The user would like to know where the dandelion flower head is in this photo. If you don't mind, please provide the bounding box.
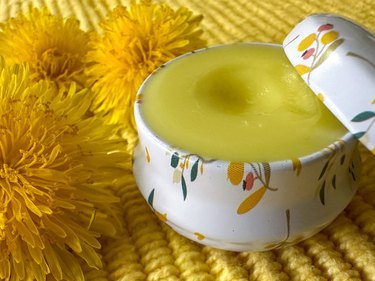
[0,7,90,89]
[0,60,129,281]
[86,0,206,128]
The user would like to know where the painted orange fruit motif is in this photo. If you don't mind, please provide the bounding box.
[294,23,345,83]
[297,33,316,51]
[228,162,277,215]
[321,30,338,44]
[295,64,311,75]
[237,185,267,214]
[194,232,205,240]
[227,162,244,185]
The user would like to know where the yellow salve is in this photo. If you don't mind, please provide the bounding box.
[140,44,347,162]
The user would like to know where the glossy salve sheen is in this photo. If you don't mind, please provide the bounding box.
[133,43,360,251]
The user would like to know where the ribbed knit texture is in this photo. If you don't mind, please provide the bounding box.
[1,0,375,280]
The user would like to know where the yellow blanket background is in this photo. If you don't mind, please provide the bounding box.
[1,0,375,280]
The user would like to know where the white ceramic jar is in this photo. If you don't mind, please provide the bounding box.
[132,13,375,251]
[133,106,359,251]
[132,43,360,251]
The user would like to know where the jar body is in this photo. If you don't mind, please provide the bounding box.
[133,43,360,251]
[133,123,359,251]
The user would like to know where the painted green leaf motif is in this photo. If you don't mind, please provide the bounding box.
[347,52,375,69]
[340,155,346,165]
[181,175,187,201]
[332,175,336,189]
[263,162,271,187]
[350,168,357,182]
[351,111,375,122]
[170,152,179,168]
[191,159,199,182]
[354,131,366,139]
[285,209,291,239]
[319,181,326,205]
[318,161,329,180]
[148,189,155,208]
[312,38,344,71]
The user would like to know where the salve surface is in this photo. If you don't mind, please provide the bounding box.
[140,44,347,162]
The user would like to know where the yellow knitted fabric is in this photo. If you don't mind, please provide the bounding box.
[1,0,375,280]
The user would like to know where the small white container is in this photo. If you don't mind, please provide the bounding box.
[133,109,359,251]
[133,14,374,251]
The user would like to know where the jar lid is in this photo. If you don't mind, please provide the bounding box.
[283,14,375,154]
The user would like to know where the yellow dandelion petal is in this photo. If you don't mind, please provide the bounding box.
[0,60,130,281]
[85,0,207,132]
[0,7,90,90]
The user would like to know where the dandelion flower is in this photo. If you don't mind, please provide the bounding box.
[0,7,90,89]
[0,60,130,281]
[86,0,206,129]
